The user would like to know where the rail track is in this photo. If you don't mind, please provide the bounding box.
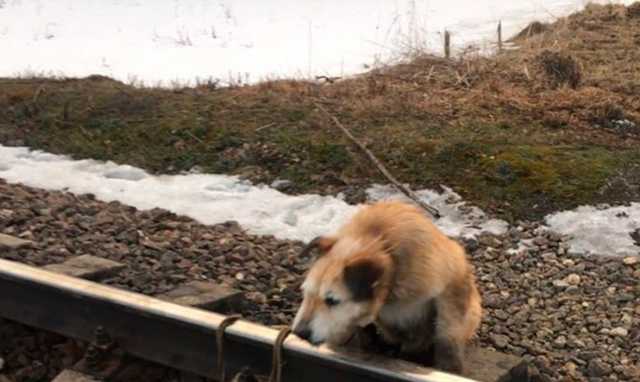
[0,257,487,382]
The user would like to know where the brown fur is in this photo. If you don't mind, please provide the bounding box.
[292,201,482,374]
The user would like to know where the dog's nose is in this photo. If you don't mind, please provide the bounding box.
[294,327,312,341]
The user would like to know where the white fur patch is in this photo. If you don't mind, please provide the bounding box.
[301,278,318,294]
[309,302,367,344]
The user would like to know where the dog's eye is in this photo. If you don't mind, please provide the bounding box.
[324,296,340,307]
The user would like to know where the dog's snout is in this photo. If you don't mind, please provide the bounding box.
[294,326,312,341]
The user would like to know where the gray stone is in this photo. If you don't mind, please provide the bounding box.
[553,335,567,348]
[44,255,125,281]
[156,281,243,312]
[0,233,33,249]
[587,360,612,377]
[270,179,294,191]
[491,334,510,349]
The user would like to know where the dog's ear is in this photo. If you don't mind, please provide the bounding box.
[299,236,336,258]
[343,257,385,301]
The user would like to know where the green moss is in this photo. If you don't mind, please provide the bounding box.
[425,144,622,220]
[1,78,638,222]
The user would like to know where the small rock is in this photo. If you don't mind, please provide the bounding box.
[610,327,628,338]
[553,335,567,348]
[579,351,600,361]
[564,274,581,286]
[563,361,577,376]
[553,279,570,288]
[623,256,639,265]
[270,179,294,192]
[566,285,580,294]
[616,293,634,303]
[491,334,509,349]
[587,359,612,377]
[494,309,509,321]
[533,237,549,247]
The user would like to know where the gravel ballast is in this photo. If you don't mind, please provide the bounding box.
[0,179,638,381]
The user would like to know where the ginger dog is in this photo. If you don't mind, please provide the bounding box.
[291,201,481,373]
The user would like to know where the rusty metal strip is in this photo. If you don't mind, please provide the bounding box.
[0,258,476,382]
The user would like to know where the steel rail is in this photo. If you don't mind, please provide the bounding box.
[0,258,477,382]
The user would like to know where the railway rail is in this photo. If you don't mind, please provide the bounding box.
[0,258,480,382]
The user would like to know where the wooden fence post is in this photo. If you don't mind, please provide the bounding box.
[444,30,451,59]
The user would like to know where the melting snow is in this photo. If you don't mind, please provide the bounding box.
[2,144,638,256]
[366,184,508,238]
[0,145,506,242]
[546,205,640,256]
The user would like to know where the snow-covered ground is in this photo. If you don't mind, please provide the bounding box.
[2,145,639,257]
[1,2,639,257]
[0,0,633,86]
[0,145,507,242]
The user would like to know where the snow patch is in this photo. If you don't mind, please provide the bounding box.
[367,185,508,238]
[104,167,148,181]
[0,144,506,242]
[546,204,640,257]
[2,144,636,256]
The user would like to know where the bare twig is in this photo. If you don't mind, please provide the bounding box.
[184,130,204,144]
[425,66,436,82]
[523,64,531,80]
[454,70,471,88]
[315,75,341,84]
[314,102,441,219]
[32,85,45,111]
[256,122,276,132]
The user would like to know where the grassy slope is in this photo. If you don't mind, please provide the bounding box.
[1,3,640,222]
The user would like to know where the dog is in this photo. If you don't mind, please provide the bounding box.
[291,200,482,374]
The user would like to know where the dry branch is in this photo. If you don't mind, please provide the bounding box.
[314,102,441,219]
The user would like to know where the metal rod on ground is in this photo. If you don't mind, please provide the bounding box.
[497,21,503,52]
[314,102,441,219]
[0,258,472,382]
[444,30,451,59]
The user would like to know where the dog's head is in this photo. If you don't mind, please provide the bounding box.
[292,236,392,346]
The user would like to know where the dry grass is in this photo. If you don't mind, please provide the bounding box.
[1,3,640,221]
